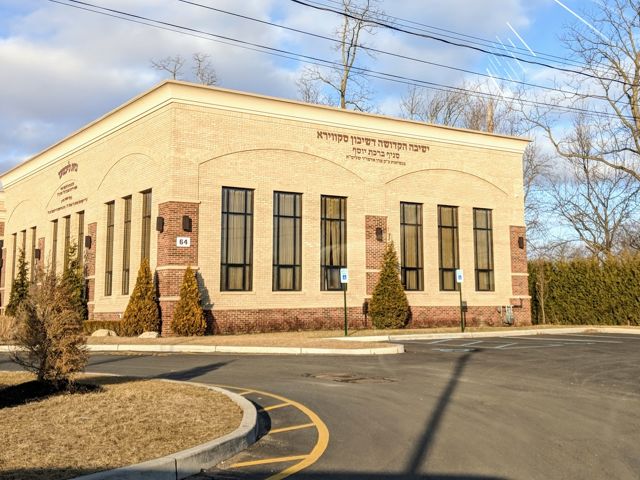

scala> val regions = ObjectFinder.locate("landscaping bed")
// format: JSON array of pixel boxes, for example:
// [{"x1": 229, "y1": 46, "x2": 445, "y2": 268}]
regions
[{"x1": 0, "y1": 371, "x2": 242, "y2": 480}]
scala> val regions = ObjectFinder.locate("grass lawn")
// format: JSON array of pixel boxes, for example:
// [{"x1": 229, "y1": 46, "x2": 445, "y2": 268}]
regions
[{"x1": 0, "y1": 372, "x2": 242, "y2": 480}]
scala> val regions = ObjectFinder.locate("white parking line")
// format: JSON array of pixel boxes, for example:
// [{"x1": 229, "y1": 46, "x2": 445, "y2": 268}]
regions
[
  {"x1": 495, "y1": 343, "x2": 517, "y2": 349},
  {"x1": 519, "y1": 336, "x2": 621, "y2": 344},
  {"x1": 460, "y1": 341, "x2": 483, "y2": 346},
  {"x1": 565, "y1": 334, "x2": 640, "y2": 341},
  {"x1": 427, "y1": 339, "x2": 452, "y2": 344}
]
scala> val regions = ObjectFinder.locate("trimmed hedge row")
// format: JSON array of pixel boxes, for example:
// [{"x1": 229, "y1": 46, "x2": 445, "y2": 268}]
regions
[{"x1": 528, "y1": 254, "x2": 640, "y2": 325}]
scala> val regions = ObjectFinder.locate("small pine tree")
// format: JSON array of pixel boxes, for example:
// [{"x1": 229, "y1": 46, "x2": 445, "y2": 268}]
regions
[
  {"x1": 369, "y1": 241, "x2": 410, "y2": 329},
  {"x1": 6, "y1": 249, "x2": 29, "y2": 317},
  {"x1": 171, "y1": 266, "x2": 206, "y2": 336},
  {"x1": 120, "y1": 258, "x2": 160, "y2": 336},
  {"x1": 11, "y1": 265, "x2": 87, "y2": 388},
  {"x1": 60, "y1": 241, "x2": 88, "y2": 321}
]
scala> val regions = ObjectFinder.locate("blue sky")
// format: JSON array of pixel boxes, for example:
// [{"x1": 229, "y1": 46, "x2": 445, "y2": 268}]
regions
[{"x1": 0, "y1": 0, "x2": 591, "y2": 174}]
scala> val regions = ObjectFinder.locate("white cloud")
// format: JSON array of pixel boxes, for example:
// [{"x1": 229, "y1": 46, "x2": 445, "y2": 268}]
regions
[{"x1": 0, "y1": 0, "x2": 560, "y2": 173}]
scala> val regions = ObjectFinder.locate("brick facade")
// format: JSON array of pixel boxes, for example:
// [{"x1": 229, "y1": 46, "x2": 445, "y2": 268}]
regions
[{"x1": 1, "y1": 81, "x2": 531, "y2": 334}]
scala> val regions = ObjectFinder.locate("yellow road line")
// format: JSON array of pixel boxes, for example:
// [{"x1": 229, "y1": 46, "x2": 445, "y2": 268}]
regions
[
  {"x1": 269, "y1": 423, "x2": 315, "y2": 434},
  {"x1": 259, "y1": 402, "x2": 290, "y2": 412},
  {"x1": 231, "y1": 455, "x2": 308, "y2": 468},
  {"x1": 213, "y1": 384, "x2": 330, "y2": 480},
  {"x1": 237, "y1": 389, "x2": 255, "y2": 396}
]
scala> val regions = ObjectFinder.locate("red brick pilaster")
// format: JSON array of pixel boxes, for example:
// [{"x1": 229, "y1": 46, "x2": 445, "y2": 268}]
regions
[
  {"x1": 157, "y1": 202, "x2": 199, "y2": 267},
  {"x1": 366, "y1": 216, "x2": 387, "y2": 294},
  {"x1": 509, "y1": 225, "x2": 531, "y2": 325},
  {"x1": 156, "y1": 202, "x2": 200, "y2": 334}
]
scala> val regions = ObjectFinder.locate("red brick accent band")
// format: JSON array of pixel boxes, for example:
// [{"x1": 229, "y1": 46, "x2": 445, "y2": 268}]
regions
[
  {"x1": 157, "y1": 202, "x2": 199, "y2": 267},
  {"x1": 93, "y1": 300, "x2": 532, "y2": 335},
  {"x1": 202, "y1": 303, "x2": 533, "y2": 335},
  {"x1": 365, "y1": 215, "x2": 387, "y2": 269}
]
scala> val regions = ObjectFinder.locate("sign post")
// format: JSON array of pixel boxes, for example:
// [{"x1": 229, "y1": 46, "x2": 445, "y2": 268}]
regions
[
  {"x1": 340, "y1": 268, "x2": 349, "y2": 336},
  {"x1": 456, "y1": 269, "x2": 465, "y2": 332}
]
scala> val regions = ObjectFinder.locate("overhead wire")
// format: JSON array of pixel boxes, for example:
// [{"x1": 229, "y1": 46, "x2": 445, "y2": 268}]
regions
[
  {"x1": 47, "y1": 0, "x2": 633, "y2": 121},
  {"x1": 175, "y1": 0, "x2": 613, "y2": 102},
  {"x1": 290, "y1": 0, "x2": 632, "y2": 87},
  {"x1": 304, "y1": 0, "x2": 591, "y2": 71}
]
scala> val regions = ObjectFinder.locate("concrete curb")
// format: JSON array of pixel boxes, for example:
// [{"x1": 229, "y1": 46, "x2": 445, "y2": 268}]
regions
[
  {"x1": 70, "y1": 380, "x2": 258, "y2": 480},
  {"x1": 331, "y1": 326, "x2": 640, "y2": 342},
  {"x1": 0, "y1": 344, "x2": 403, "y2": 355}
]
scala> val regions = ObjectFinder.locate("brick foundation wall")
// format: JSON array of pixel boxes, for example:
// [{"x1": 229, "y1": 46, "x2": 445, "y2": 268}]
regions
[
  {"x1": 92, "y1": 312, "x2": 123, "y2": 322},
  {"x1": 205, "y1": 303, "x2": 529, "y2": 335}
]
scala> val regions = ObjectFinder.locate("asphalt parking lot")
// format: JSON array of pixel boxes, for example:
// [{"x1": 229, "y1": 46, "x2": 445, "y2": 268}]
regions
[{"x1": 2, "y1": 332, "x2": 639, "y2": 479}]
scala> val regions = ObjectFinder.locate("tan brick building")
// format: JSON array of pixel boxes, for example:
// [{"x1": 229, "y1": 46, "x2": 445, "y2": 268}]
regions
[{"x1": 0, "y1": 81, "x2": 530, "y2": 334}]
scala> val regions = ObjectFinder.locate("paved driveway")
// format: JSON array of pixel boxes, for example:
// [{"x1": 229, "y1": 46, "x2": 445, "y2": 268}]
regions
[{"x1": 2, "y1": 333, "x2": 639, "y2": 479}]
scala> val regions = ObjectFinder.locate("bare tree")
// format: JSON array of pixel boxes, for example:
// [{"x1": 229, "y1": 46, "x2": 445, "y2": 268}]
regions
[
  {"x1": 547, "y1": 116, "x2": 640, "y2": 257},
  {"x1": 151, "y1": 54, "x2": 186, "y2": 80},
  {"x1": 151, "y1": 52, "x2": 218, "y2": 86},
  {"x1": 297, "y1": 0, "x2": 384, "y2": 111},
  {"x1": 192, "y1": 53, "x2": 218, "y2": 86},
  {"x1": 523, "y1": 0, "x2": 640, "y2": 182}
]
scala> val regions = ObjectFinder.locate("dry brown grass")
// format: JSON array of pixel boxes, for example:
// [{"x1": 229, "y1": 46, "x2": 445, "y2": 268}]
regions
[
  {"x1": 0, "y1": 371, "x2": 242, "y2": 480},
  {"x1": 0, "y1": 315, "x2": 15, "y2": 344}
]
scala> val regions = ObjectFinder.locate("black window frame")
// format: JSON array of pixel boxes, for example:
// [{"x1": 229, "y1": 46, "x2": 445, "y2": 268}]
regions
[
  {"x1": 104, "y1": 201, "x2": 115, "y2": 297},
  {"x1": 400, "y1": 202, "x2": 424, "y2": 291},
  {"x1": 438, "y1": 205, "x2": 460, "y2": 291},
  {"x1": 122, "y1": 196, "x2": 132, "y2": 295},
  {"x1": 141, "y1": 189, "x2": 152, "y2": 261},
  {"x1": 320, "y1": 195, "x2": 347, "y2": 291},
  {"x1": 473, "y1": 208, "x2": 495, "y2": 291},
  {"x1": 220, "y1": 187, "x2": 254, "y2": 292},
  {"x1": 273, "y1": 191, "x2": 302, "y2": 291}
]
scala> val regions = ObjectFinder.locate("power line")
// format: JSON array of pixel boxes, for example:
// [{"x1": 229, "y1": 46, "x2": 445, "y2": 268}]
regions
[
  {"x1": 290, "y1": 0, "x2": 633, "y2": 87},
  {"x1": 304, "y1": 0, "x2": 588, "y2": 70},
  {"x1": 176, "y1": 0, "x2": 612, "y2": 102},
  {"x1": 48, "y1": 0, "x2": 634, "y2": 121}
]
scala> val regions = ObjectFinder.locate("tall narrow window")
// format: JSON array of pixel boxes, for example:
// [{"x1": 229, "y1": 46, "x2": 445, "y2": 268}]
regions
[
  {"x1": 77, "y1": 211, "x2": 84, "y2": 266},
  {"x1": 11, "y1": 233, "x2": 16, "y2": 281},
  {"x1": 51, "y1": 220, "x2": 58, "y2": 275},
  {"x1": 474, "y1": 208, "x2": 494, "y2": 291},
  {"x1": 438, "y1": 205, "x2": 459, "y2": 291},
  {"x1": 321, "y1": 195, "x2": 347, "y2": 291},
  {"x1": 221, "y1": 187, "x2": 253, "y2": 291},
  {"x1": 105, "y1": 201, "x2": 115, "y2": 296},
  {"x1": 400, "y1": 202, "x2": 424, "y2": 290},
  {"x1": 141, "y1": 189, "x2": 152, "y2": 261},
  {"x1": 273, "y1": 192, "x2": 302, "y2": 291},
  {"x1": 63, "y1": 216, "x2": 71, "y2": 269},
  {"x1": 30, "y1": 227, "x2": 37, "y2": 283},
  {"x1": 21, "y1": 230, "x2": 26, "y2": 254},
  {"x1": 122, "y1": 196, "x2": 132, "y2": 295}
]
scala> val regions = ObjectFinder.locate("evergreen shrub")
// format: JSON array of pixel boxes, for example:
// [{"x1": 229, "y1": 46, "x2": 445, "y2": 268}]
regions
[
  {"x1": 529, "y1": 254, "x2": 640, "y2": 325},
  {"x1": 6, "y1": 249, "x2": 29, "y2": 317},
  {"x1": 120, "y1": 258, "x2": 160, "y2": 336},
  {"x1": 369, "y1": 241, "x2": 410, "y2": 329},
  {"x1": 171, "y1": 266, "x2": 206, "y2": 336}
]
